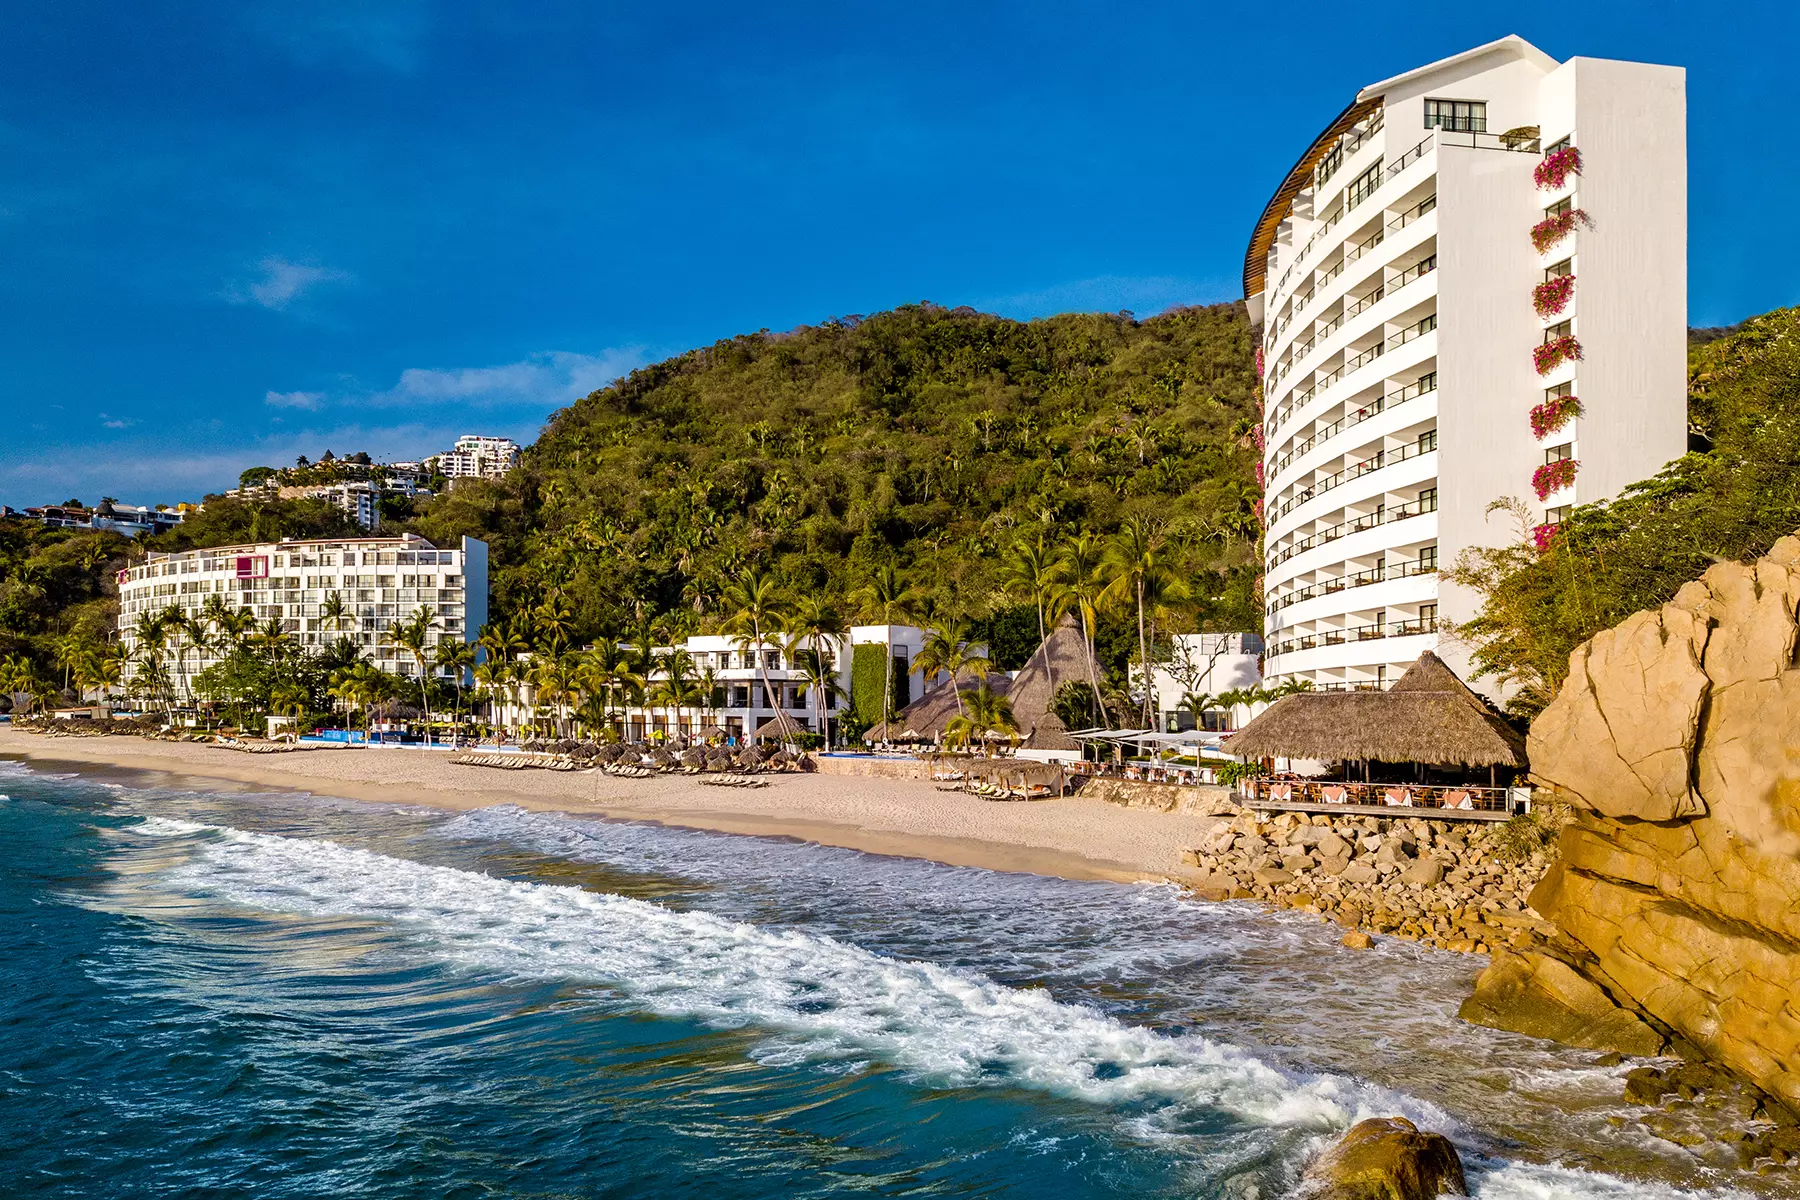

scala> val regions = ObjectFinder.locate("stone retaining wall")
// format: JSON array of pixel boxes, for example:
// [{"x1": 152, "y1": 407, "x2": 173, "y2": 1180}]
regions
[
  {"x1": 807, "y1": 755, "x2": 931, "y2": 780},
  {"x1": 1074, "y1": 777, "x2": 1238, "y2": 816}
]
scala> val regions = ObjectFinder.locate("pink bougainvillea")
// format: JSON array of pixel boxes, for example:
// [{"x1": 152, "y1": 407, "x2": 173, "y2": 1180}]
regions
[
  {"x1": 1255, "y1": 346, "x2": 1266, "y2": 378},
  {"x1": 1533, "y1": 274, "x2": 1575, "y2": 318},
  {"x1": 1533, "y1": 335, "x2": 1583, "y2": 375},
  {"x1": 1532, "y1": 458, "x2": 1578, "y2": 500},
  {"x1": 1530, "y1": 209, "x2": 1592, "y2": 254},
  {"x1": 1534, "y1": 146, "x2": 1582, "y2": 190},
  {"x1": 1532, "y1": 522, "x2": 1563, "y2": 553},
  {"x1": 1529, "y1": 395, "x2": 1582, "y2": 440}
]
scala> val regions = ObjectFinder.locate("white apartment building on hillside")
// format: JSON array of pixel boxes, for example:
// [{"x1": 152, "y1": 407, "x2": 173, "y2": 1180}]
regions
[
  {"x1": 437, "y1": 435, "x2": 521, "y2": 480},
  {"x1": 1248, "y1": 35, "x2": 1686, "y2": 694},
  {"x1": 118, "y1": 534, "x2": 488, "y2": 694}
]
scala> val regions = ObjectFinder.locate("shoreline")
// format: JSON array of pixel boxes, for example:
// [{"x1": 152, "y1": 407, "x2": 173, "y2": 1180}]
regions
[{"x1": 0, "y1": 729, "x2": 1216, "y2": 885}]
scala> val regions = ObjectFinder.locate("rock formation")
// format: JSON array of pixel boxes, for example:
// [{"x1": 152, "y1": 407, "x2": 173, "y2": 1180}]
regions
[
  {"x1": 1463, "y1": 535, "x2": 1800, "y2": 1112},
  {"x1": 1302, "y1": 1116, "x2": 1466, "y2": 1199},
  {"x1": 1182, "y1": 809, "x2": 1552, "y2": 954}
]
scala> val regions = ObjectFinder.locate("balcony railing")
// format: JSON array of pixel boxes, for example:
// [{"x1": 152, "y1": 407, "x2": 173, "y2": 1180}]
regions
[
  {"x1": 1267, "y1": 553, "x2": 1438, "y2": 615},
  {"x1": 1267, "y1": 279, "x2": 1438, "y2": 436},
  {"x1": 1269, "y1": 492, "x2": 1438, "y2": 570},
  {"x1": 1267, "y1": 432, "x2": 1438, "y2": 525},
  {"x1": 1237, "y1": 778, "x2": 1518, "y2": 816},
  {"x1": 1269, "y1": 373, "x2": 1438, "y2": 485},
  {"x1": 1265, "y1": 617, "x2": 1441, "y2": 658}
]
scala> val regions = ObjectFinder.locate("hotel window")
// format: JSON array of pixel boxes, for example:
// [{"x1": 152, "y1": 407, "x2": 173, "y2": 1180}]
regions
[
  {"x1": 1545, "y1": 443, "x2": 1574, "y2": 465},
  {"x1": 1543, "y1": 320, "x2": 1573, "y2": 343},
  {"x1": 1419, "y1": 603, "x2": 1438, "y2": 625},
  {"x1": 1544, "y1": 258, "x2": 1573, "y2": 281},
  {"x1": 1315, "y1": 140, "x2": 1344, "y2": 189},
  {"x1": 1546, "y1": 381, "x2": 1574, "y2": 403},
  {"x1": 1347, "y1": 161, "x2": 1383, "y2": 208},
  {"x1": 1424, "y1": 98, "x2": 1486, "y2": 133},
  {"x1": 1546, "y1": 196, "x2": 1573, "y2": 221},
  {"x1": 1546, "y1": 135, "x2": 1572, "y2": 154},
  {"x1": 1545, "y1": 505, "x2": 1571, "y2": 525},
  {"x1": 1416, "y1": 429, "x2": 1438, "y2": 454},
  {"x1": 1417, "y1": 545, "x2": 1438, "y2": 571}
]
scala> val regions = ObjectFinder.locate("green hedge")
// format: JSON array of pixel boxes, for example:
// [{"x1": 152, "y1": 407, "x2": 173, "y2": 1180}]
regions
[{"x1": 850, "y1": 642, "x2": 912, "y2": 725}]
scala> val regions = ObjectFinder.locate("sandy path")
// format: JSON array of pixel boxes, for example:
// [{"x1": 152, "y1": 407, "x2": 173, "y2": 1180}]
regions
[{"x1": 0, "y1": 729, "x2": 1215, "y2": 884}]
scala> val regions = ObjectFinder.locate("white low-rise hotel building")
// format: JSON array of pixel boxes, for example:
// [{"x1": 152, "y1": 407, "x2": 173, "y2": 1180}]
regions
[
  {"x1": 118, "y1": 534, "x2": 488, "y2": 692},
  {"x1": 491, "y1": 626, "x2": 932, "y2": 743},
  {"x1": 1248, "y1": 35, "x2": 1686, "y2": 693}
]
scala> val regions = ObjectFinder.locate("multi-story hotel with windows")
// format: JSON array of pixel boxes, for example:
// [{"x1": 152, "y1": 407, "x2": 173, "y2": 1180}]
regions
[
  {"x1": 118, "y1": 534, "x2": 488, "y2": 693},
  {"x1": 1248, "y1": 35, "x2": 1686, "y2": 693}
]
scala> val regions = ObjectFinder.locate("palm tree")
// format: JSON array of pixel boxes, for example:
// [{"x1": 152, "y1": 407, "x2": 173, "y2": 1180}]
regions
[
  {"x1": 1179, "y1": 690, "x2": 1217, "y2": 730},
  {"x1": 913, "y1": 620, "x2": 990, "y2": 720},
  {"x1": 385, "y1": 606, "x2": 439, "y2": 743},
  {"x1": 270, "y1": 682, "x2": 309, "y2": 739},
  {"x1": 531, "y1": 593, "x2": 576, "y2": 653},
  {"x1": 319, "y1": 590, "x2": 352, "y2": 636},
  {"x1": 1002, "y1": 536, "x2": 1061, "y2": 693},
  {"x1": 576, "y1": 639, "x2": 640, "y2": 737},
  {"x1": 943, "y1": 684, "x2": 1020, "y2": 749},
  {"x1": 478, "y1": 621, "x2": 526, "y2": 667},
  {"x1": 647, "y1": 648, "x2": 703, "y2": 738},
  {"x1": 850, "y1": 563, "x2": 916, "y2": 733},
  {"x1": 528, "y1": 651, "x2": 579, "y2": 738},
  {"x1": 1100, "y1": 517, "x2": 1191, "y2": 727},
  {"x1": 129, "y1": 611, "x2": 175, "y2": 715},
  {"x1": 328, "y1": 662, "x2": 383, "y2": 732},
  {"x1": 720, "y1": 567, "x2": 791, "y2": 740},
  {"x1": 1051, "y1": 532, "x2": 1109, "y2": 715},
  {"x1": 784, "y1": 595, "x2": 845, "y2": 744},
  {"x1": 473, "y1": 658, "x2": 510, "y2": 736},
  {"x1": 434, "y1": 639, "x2": 476, "y2": 743},
  {"x1": 154, "y1": 603, "x2": 199, "y2": 707}
]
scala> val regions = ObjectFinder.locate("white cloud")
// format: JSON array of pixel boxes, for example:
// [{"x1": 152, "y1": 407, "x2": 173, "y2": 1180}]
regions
[
  {"x1": 98, "y1": 412, "x2": 135, "y2": 430},
  {"x1": 227, "y1": 257, "x2": 349, "y2": 310},
  {"x1": 379, "y1": 348, "x2": 648, "y2": 409},
  {"x1": 265, "y1": 389, "x2": 325, "y2": 410}
]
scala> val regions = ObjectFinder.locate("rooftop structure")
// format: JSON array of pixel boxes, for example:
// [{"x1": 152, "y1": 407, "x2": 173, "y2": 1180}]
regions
[
  {"x1": 3, "y1": 501, "x2": 188, "y2": 538},
  {"x1": 437, "y1": 435, "x2": 521, "y2": 480},
  {"x1": 1249, "y1": 35, "x2": 1686, "y2": 696}
]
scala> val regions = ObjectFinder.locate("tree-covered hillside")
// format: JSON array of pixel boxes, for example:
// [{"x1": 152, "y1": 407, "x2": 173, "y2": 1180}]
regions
[{"x1": 418, "y1": 302, "x2": 1264, "y2": 648}]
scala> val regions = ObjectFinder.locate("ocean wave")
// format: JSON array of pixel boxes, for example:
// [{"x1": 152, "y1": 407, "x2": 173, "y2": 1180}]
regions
[{"x1": 132, "y1": 816, "x2": 1752, "y2": 1199}]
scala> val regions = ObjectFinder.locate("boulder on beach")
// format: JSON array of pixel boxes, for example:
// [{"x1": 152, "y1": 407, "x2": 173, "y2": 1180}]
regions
[
  {"x1": 1303, "y1": 1116, "x2": 1467, "y2": 1200},
  {"x1": 1458, "y1": 947, "x2": 1666, "y2": 1057}
]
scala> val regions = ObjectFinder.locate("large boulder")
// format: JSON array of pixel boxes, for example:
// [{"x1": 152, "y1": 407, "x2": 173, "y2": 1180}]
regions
[
  {"x1": 1458, "y1": 948, "x2": 1666, "y2": 1056},
  {"x1": 1303, "y1": 1116, "x2": 1467, "y2": 1199},
  {"x1": 1475, "y1": 535, "x2": 1800, "y2": 1109}
]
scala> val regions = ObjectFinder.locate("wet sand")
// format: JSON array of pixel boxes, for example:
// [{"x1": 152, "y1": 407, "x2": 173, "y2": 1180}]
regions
[{"x1": 0, "y1": 729, "x2": 1216, "y2": 884}]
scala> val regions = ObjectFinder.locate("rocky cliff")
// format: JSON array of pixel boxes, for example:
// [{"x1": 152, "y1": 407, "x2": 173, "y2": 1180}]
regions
[{"x1": 1462, "y1": 535, "x2": 1800, "y2": 1111}]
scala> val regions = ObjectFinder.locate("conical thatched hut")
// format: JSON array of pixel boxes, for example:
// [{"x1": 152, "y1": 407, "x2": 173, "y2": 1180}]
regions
[
  {"x1": 890, "y1": 666, "x2": 996, "y2": 743},
  {"x1": 1006, "y1": 614, "x2": 1099, "y2": 752},
  {"x1": 1223, "y1": 652, "x2": 1527, "y2": 769},
  {"x1": 753, "y1": 714, "x2": 803, "y2": 741}
]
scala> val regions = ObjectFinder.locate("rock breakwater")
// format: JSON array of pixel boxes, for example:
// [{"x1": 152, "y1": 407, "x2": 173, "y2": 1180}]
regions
[{"x1": 1181, "y1": 808, "x2": 1553, "y2": 954}]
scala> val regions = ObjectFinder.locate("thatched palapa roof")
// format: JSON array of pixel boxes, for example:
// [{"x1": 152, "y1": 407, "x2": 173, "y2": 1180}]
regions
[
  {"x1": 1008, "y1": 614, "x2": 1098, "y2": 751},
  {"x1": 1223, "y1": 652, "x2": 1528, "y2": 768},
  {"x1": 753, "y1": 713, "x2": 804, "y2": 739}
]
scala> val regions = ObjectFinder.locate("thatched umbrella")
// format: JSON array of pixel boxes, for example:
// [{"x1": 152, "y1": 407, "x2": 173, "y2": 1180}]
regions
[{"x1": 1224, "y1": 652, "x2": 1527, "y2": 772}]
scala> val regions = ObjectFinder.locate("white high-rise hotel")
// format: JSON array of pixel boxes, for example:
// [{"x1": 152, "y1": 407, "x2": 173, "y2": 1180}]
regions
[{"x1": 1248, "y1": 35, "x2": 1686, "y2": 693}]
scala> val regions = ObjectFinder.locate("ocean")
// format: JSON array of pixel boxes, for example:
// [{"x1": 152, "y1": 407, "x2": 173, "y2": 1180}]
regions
[{"x1": 0, "y1": 756, "x2": 1776, "y2": 1198}]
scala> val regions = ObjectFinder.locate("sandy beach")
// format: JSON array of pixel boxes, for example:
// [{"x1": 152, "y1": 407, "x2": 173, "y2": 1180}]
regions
[{"x1": 0, "y1": 728, "x2": 1217, "y2": 883}]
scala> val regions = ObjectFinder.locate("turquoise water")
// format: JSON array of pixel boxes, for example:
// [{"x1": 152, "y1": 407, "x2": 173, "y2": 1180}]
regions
[{"x1": 0, "y1": 757, "x2": 1772, "y2": 1198}]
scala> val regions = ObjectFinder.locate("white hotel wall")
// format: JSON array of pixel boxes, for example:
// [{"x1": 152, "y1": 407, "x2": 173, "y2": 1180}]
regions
[{"x1": 1250, "y1": 36, "x2": 1686, "y2": 698}]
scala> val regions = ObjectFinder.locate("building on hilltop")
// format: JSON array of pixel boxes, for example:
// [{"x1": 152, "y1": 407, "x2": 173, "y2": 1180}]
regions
[
  {"x1": 1247, "y1": 34, "x2": 1686, "y2": 696},
  {"x1": 3, "y1": 501, "x2": 188, "y2": 538},
  {"x1": 436, "y1": 435, "x2": 521, "y2": 481},
  {"x1": 117, "y1": 534, "x2": 488, "y2": 696}
]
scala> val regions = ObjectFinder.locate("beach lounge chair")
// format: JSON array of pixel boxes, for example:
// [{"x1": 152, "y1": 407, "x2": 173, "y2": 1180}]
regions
[{"x1": 1321, "y1": 785, "x2": 1348, "y2": 804}]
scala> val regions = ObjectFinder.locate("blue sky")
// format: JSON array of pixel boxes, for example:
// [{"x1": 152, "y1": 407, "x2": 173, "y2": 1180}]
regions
[{"x1": 3, "y1": 1, "x2": 1796, "y2": 507}]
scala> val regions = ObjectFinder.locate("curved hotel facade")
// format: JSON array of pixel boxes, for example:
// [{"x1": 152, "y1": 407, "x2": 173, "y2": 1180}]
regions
[{"x1": 1247, "y1": 35, "x2": 1686, "y2": 693}]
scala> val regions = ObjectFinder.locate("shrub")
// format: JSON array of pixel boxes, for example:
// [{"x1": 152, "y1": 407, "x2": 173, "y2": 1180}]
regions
[
  {"x1": 1533, "y1": 335, "x2": 1583, "y2": 375},
  {"x1": 1532, "y1": 459, "x2": 1579, "y2": 499},
  {"x1": 1529, "y1": 394, "x2": 1581, "y2": 439},
  {"x1": 1533, "y1": 146, "x2": 1583, "y2": 190},
  {"x1": 1532, "y1": 274, "x2": 1575, "y2": 319}
]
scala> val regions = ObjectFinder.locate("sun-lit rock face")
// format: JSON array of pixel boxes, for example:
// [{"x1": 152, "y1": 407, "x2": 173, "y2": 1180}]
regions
[{"x1": 1494, "y1": 535, "x2": 1800, "y2": 1109}]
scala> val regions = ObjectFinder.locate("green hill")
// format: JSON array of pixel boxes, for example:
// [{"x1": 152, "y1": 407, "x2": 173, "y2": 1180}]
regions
[{"x1": 406, "y1": 301, "x2": 1265, "y2": 651}]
